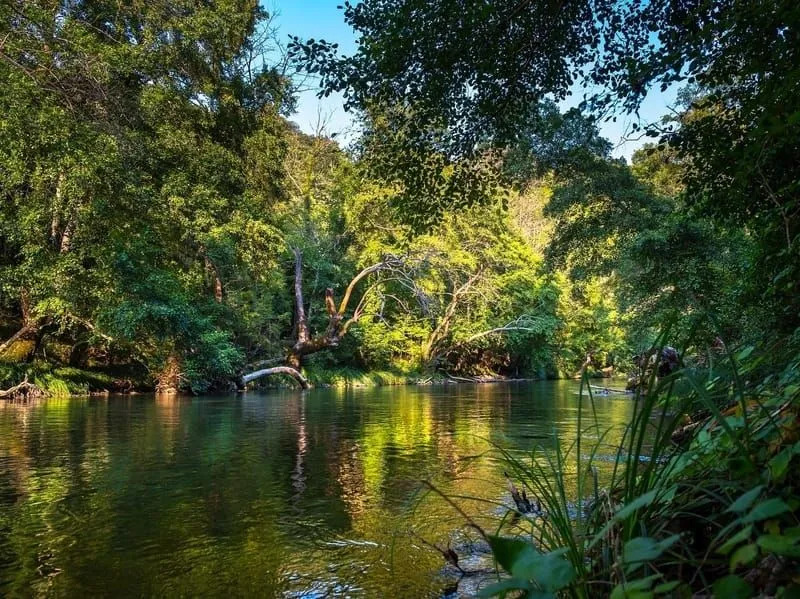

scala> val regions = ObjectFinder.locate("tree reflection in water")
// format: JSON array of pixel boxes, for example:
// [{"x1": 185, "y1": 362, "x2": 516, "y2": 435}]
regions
[{"x1": 0, "y1": 381, "x2": 636, "y2": 597}]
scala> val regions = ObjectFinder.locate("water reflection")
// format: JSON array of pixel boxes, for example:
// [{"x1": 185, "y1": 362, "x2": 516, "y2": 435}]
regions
[{"x1": 0, "y1": 381, "x2": 635, "y2": 597}]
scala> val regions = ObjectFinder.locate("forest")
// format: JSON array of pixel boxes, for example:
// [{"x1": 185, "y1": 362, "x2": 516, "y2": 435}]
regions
[
  {"x1": 1, "y1": 0, "x2": 799, "y2": 597},
  {"x1": 1, "y1": 1, "x2": 652, "y2": 394}
]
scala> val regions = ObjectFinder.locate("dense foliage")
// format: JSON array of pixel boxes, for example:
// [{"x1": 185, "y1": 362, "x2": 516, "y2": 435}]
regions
[{"x1": 0, "y1": 1, "x2": 627, "y2": 393}]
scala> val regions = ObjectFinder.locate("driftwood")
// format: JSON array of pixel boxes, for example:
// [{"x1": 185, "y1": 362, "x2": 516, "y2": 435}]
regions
[{"x1": 0, "y1": 376, "x2": 47, "y2": 400}]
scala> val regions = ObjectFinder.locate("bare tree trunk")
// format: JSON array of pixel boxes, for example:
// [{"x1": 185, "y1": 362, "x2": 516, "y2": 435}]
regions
[
  {"x1": 204, "y1": 255, "x2": 224, "y2": 303},
  {"x1": 286, "y1": 250, "x2": 401, "y2": 367},
  {"x1": 240, "y1": 366, "x2": 310, "y2": 389},
  {"x1": 293, "y1": 247, "x2": 310, "y2": 346},
  {"x1": 60, "y1": 216, "x2": 75, "y2": 253},
  {"x1": 51, "y1": 172, "x2": 65, "y2": 248},
  {"x1": 422, "y1": 270, "x2": 483, "y2": 367}
]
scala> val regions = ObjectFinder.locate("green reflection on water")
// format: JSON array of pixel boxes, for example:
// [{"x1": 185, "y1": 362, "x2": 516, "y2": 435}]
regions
[{"x1": 0, "y1": 381, "x2": 634, "y2": 597}]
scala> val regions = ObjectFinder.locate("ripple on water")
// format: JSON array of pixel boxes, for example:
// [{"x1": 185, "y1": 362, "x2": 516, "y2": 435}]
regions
[{"x1": 0, "y1": 382, "x2": 639, "y2": 597}]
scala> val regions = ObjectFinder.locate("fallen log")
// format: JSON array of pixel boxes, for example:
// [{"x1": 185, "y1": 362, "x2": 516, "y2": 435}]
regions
[{"x1": 239, "y1": 366, "x2": 310, "y2": 390}]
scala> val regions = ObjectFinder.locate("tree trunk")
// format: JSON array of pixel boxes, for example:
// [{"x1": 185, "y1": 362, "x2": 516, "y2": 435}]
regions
[
  {"x1": 60, "y1": 216, "x2": 75, "y2": 253},
  {"x1": 156, "y1": 353, "x2": 182, "y2": 394},
  {"x1": 422, "y1": 270, "x2": 483, "y2": 368},
  {"x1": 0, "y1": 292, "x2": 44, "y2": 362},
  {"x1": 69, "y1": 340, "x2": 90, "y2": 368},
  {"x1": 0, "y1": 324, "x2": 36, "y2": 357},
  {"x1": 286, "y1": 350, "x2": 302, "y2": 370},
  {"x1": 204, "y1": 254, "x2": 224, "y2": 303},
  {"x1": 240, "y1": 366, "x2": 310, "y2": 390}
]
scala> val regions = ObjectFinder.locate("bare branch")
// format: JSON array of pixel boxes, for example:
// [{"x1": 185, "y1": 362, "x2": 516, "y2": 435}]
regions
[
  {"x1": 456, "y1": 316, "x2": 542, "y2": 346},
  {"x1": 338, "y1": 255, "x2": 403, "y2": 315}
]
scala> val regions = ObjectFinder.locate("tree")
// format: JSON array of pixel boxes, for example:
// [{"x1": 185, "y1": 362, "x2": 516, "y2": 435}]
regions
[
  {"x1": 0, "y1": 0, "x2": 296, "y2": 391},
  {"x1": 344, "y1": 198, "x2": 561, "y2": 376},
  {"x1": 238, "y1": 248, "x2": 405, "y2": 388}
]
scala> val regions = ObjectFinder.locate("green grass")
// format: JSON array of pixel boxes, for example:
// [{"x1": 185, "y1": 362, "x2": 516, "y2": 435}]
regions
[{"x1": 303, "y1": 365, "x2": 419, "y2": 388}]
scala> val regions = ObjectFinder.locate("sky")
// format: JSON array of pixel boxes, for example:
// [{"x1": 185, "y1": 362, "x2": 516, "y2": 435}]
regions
[{"x1": 267, "y1": 0, "x2": 677, "y2": 162}]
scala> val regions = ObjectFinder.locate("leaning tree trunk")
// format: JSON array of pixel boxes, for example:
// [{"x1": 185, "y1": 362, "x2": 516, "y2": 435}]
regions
[{"x1": 0, "y1": 292, "x2": 46, "y2": 362}]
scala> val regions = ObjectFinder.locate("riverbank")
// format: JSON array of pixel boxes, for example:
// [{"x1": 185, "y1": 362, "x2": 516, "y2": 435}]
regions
[{"x1": 1, "y1": 360, "x2": 624, "y2": 399}]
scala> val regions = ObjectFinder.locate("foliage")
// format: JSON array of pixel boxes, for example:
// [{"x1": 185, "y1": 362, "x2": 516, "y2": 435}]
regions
[{"x1": 480, "y1": 343, "x2": 800, "y2": 597}]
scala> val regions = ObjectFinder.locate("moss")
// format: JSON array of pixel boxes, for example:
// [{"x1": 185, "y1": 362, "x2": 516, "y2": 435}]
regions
[{"x1": 0, "y1": 340, "x2": 35, "y2": 364}]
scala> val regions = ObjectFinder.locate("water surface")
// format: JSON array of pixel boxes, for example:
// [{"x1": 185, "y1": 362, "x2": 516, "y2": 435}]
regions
[{"x1": 0, "y1": 381, "x2": 635, "y2": 597}]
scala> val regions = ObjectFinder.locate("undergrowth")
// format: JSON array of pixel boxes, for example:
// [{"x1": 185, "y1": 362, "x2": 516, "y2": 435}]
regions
[
  {"x1": 466, "y1": 339, "x2": 800, "y2": 598},
  {"x1": 303, "y1": 365, "x2": 418, "y2": 388},
  {"x1": 0, "y1": 362, "x2": 143, "y2": 396}
]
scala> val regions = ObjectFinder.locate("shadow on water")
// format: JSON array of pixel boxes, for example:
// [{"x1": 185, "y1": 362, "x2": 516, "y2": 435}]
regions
[{"x1": 0, "y1": 381, "x2": 636, "y2": 597}]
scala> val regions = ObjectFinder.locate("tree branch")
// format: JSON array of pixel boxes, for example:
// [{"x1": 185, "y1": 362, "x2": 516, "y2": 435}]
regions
[
  {"x1": 337, "y1": 256, "x2": 402, "y2": 315},
  {"x1": 457, "y1": 317, "x2": 542, "y2": 346},
  {"x1": 240, "y1": 366, "x2": 310, "y2": 390}
]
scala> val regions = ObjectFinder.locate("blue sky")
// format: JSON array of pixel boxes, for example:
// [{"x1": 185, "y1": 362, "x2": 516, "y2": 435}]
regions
[{"x1": 267, "y1": 0, "x2": 676, "y2": 161}]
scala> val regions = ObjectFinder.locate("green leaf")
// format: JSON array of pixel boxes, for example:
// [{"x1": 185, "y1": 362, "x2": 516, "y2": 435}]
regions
[
  {"x1": 757, "y1": 534, "x2": 800, "y2": 558},
  {"x1": 476, "y1": 577, "x2": 532, "y2": 597},
  {"x1": 653, "y1": 580, "x2": 680, "y2": 593},
  {"x1": 487, "y1": 535, "x2": 536, "y2": 576},
  {"x1": 769, "y1": 449, "x2": 792, "y2": 481},
  {"x1": 784, "y1": 526, "x2": 800, "y2": 539},
  {"x1": 488, "y1": 540, "x2": 575, "y2": 592},
  {"x1": 615, "y1": 490, "x2": 659, "y2": 520},
  {"x1": 713, "y1": 575, "x2": 753, "y2": 599},
  {"x1": 729, "y1": 543, "x2": 758, "y2": 571},
  {"x1": 718, "y1": 525, "x2": 753, "y2": 555},
  {"x1": 623, "y1": 535, "x2": 681, "y2": 567},
  {"x1": 726, "y1": 486, "x2": 764, "y2": 513},
  {"x1": 742, "y1": 498, "x2": 791, "y2": 523},
  {"x1": 623, "y1": 537, "x2": 663, "y2": 565},
  {"x1": 610, "y1": 576, "x2": 659, "y2": 599},
  {"x1": 515, "y1": 548, "x2": 575, "y2": 592}
]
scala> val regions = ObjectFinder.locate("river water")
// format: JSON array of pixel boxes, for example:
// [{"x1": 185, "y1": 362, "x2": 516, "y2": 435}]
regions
[{"x1": 0, "y1": 381, "x2": 635, "y2": 597}]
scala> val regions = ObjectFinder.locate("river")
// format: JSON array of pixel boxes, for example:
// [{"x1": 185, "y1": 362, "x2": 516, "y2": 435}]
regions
[{"x1": 0, "y1": 381, "x2": 635, "y2": 597}]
